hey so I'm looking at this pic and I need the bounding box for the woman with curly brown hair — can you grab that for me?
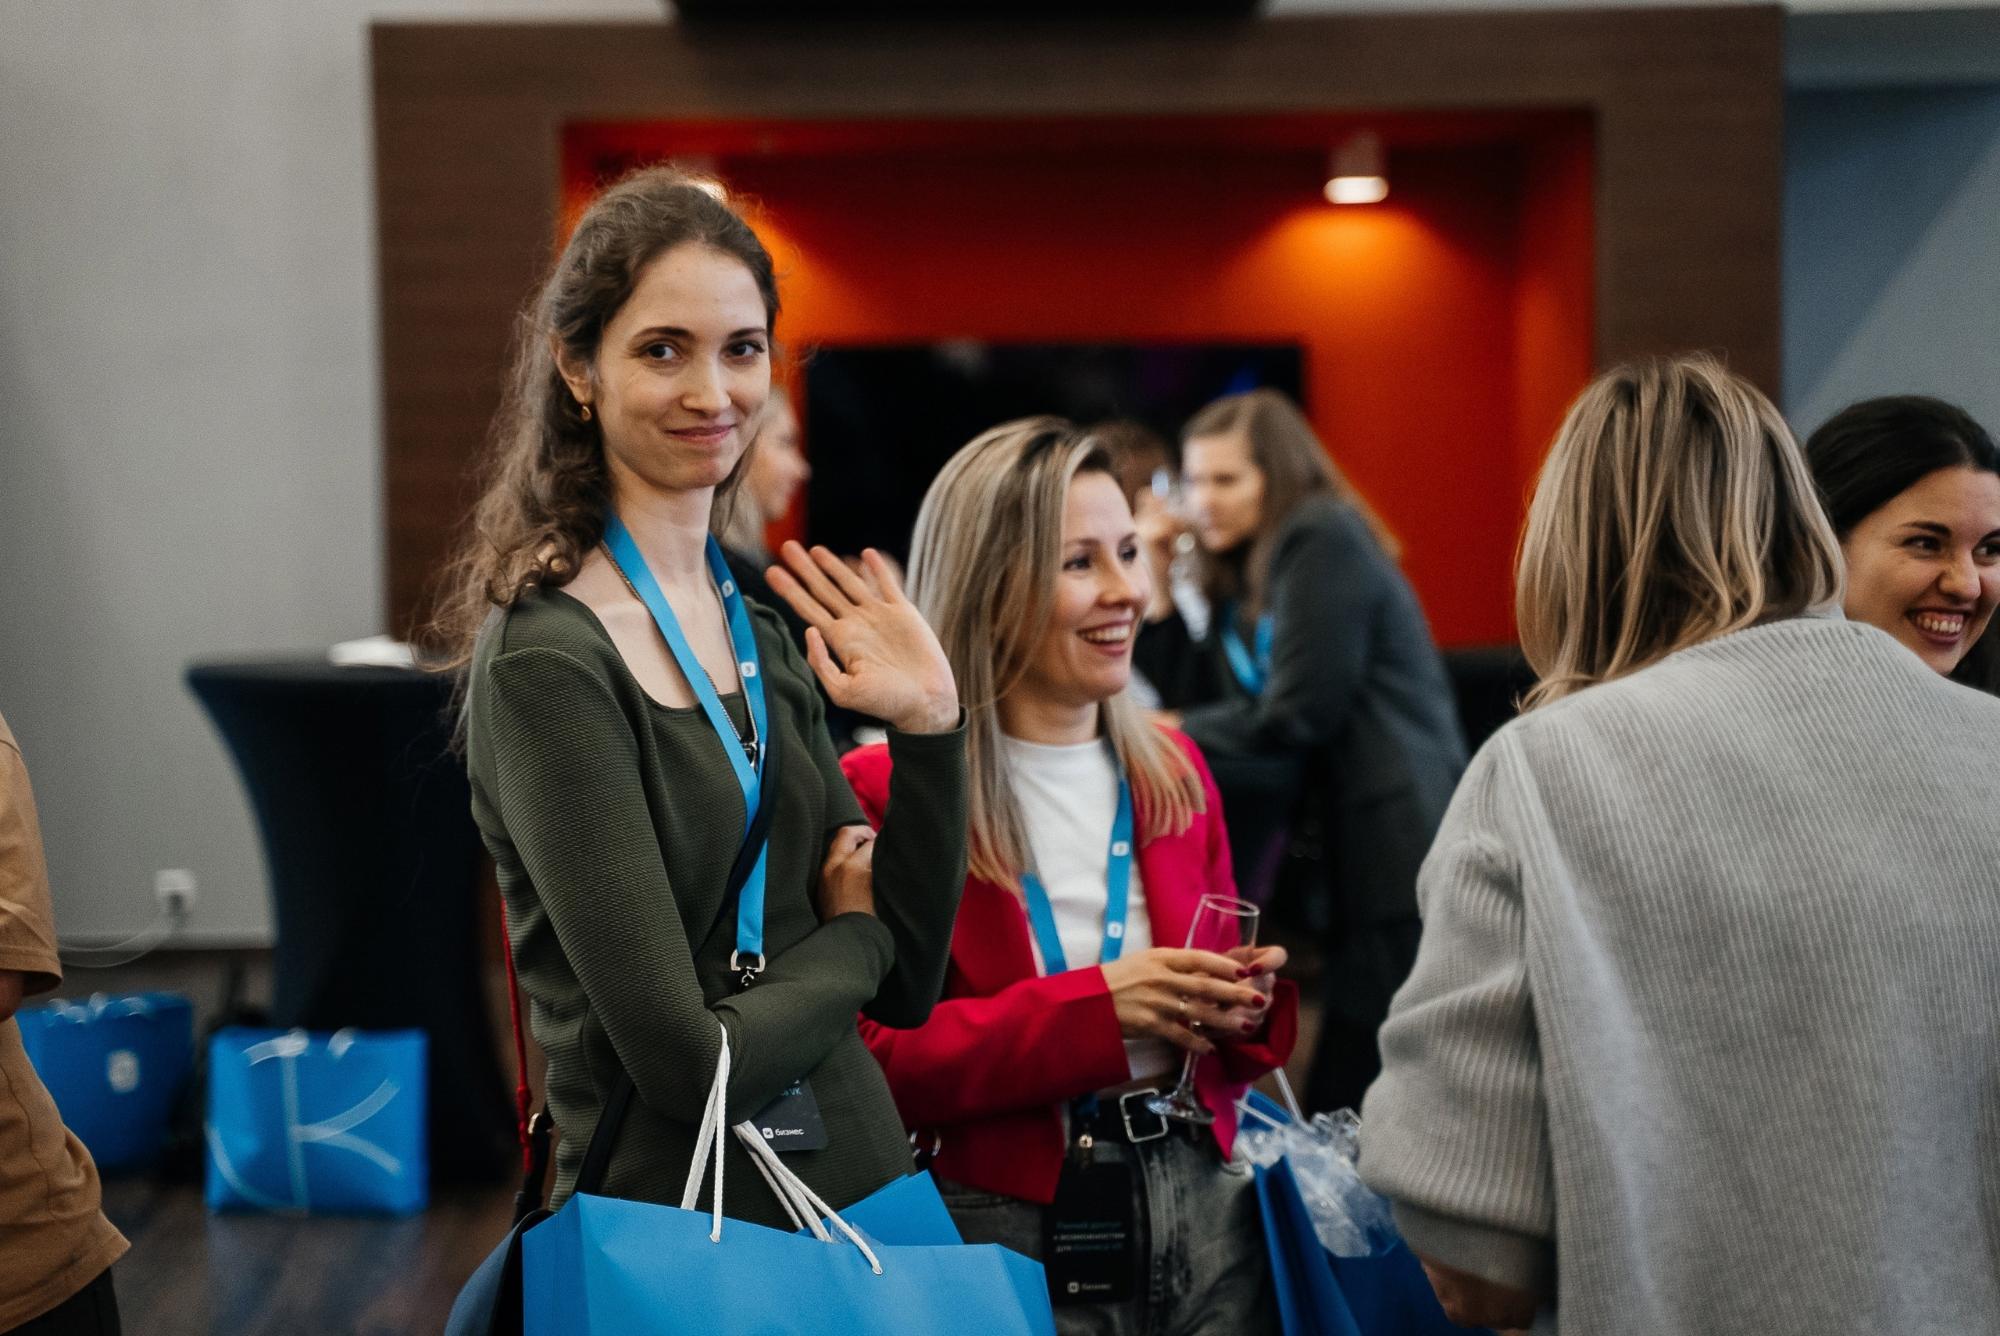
[430,168,968,1224]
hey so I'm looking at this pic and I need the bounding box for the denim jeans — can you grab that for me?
[938,1133,1276,1336]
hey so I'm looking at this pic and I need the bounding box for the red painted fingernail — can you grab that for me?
[1236,966,1253,978]
[1241,1021,1258,1034]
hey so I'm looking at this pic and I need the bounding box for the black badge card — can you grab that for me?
[750,1079,827,1153]
[1043,1160,1137,1304]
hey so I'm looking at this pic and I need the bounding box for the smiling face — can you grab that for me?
[1841,464,2000,674]
[1013,471,1152,714]
[558,242,772,500]
[1182,431,1267,554]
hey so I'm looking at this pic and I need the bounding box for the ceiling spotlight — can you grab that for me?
[1325,132,1388,205]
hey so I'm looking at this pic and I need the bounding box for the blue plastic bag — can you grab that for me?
[204,1026,428,1215]
[17,991,194,1172]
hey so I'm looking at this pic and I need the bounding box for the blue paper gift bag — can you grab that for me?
[17,992,194,1172]
[204,1026,428,1215]
[523,1183,1055,1336]
[1247,1093,1488,1336]
[522,1023,1054,1336]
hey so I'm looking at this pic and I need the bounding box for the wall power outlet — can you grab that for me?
[155,868,197,920]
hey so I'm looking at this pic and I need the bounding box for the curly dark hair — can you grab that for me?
[427,167,780,668]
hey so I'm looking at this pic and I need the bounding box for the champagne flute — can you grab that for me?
[1147,893,1260,1125]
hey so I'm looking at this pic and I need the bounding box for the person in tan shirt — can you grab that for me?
[0,712,127,1335]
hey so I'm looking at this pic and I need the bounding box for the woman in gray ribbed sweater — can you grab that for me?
[1359,356,2000,1333]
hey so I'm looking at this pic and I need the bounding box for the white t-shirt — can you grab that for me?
[1002,735,1178,1083]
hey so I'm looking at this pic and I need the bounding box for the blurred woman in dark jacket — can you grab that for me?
[1133,388,1464,1115]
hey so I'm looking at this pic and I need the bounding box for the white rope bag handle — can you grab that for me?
[679,1026,884,1275]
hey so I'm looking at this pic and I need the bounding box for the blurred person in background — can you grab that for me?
[0,711,126,1336]
[1805,395,2000,694]
[1133,387,1464,1117]
[1090,418,1180,709]
[715,388,866,749]
[847,419,1296,1335]
[717,385,810,565]
[1361,355,2000,1334]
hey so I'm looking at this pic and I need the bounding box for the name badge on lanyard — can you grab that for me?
[1020,763,1143,1301]
[602,513,772,987]
[1017,773,1135,978]
[1219,602,1274,697]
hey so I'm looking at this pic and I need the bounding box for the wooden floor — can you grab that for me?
[101,1176,514,1336]
[65,944,1327,1333]
[55,949,521,1336]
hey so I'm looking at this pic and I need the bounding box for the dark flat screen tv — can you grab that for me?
[801,341,1304,560]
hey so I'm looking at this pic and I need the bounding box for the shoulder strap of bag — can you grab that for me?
[501,726,785,1214]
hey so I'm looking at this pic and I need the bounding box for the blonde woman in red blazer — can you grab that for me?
[843,418,1297,1335]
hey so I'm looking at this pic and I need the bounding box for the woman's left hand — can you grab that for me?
[1217,944,1287,1036]
[767,542,960,734]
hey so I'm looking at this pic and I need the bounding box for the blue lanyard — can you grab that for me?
[1017,777,1135,976]
[1219,603,1274,697]
[602,514,772,982]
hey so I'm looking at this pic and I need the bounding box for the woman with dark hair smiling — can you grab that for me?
[431,168,968,1225]
[1805,395,2000,692]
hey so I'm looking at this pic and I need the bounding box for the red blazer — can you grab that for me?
[844,729,1299,1205]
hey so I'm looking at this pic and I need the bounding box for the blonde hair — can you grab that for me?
[714,386,791,554]
[1516,354,1843,709]
[1182,388,1400,615]
[908,417,1203,886]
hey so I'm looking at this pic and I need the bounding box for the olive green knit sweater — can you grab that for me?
[467,587,967,1225]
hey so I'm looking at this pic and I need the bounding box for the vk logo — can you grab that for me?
[205,1028,422,1214]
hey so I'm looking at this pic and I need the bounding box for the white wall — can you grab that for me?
[0,1,654,946]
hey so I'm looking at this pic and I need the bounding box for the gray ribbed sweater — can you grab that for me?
[1359,615,2000,1335]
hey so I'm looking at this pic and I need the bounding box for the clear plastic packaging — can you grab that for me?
[1234,1074,1397,1257]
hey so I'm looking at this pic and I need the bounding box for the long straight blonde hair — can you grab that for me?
[1517,354,1844,709]
[908,417,1203,886]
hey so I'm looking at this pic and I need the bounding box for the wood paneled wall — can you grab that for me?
[373,9,1784,631]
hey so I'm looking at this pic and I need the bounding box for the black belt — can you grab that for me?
[1077,1088,1202,1146]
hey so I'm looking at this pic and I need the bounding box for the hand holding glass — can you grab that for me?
[1147,894,1261,1125]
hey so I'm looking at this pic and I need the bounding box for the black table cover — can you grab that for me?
[187,657,512,1182]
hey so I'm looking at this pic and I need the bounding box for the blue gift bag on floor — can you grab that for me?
[204,1026,427,1215]
[1245,1093,1488,1336]
[523,1028,1055,1336]
[18,992,194,1172]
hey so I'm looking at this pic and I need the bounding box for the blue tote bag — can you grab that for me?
[204,1026,428,1215]
[1245,1093,1486,1336]
[17,991,194,1172]
[522,1026,1056,1336]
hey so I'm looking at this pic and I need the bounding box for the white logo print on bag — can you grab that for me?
[204,1028,405,1212]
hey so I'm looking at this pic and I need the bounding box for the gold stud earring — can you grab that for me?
[580,403,593,422]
